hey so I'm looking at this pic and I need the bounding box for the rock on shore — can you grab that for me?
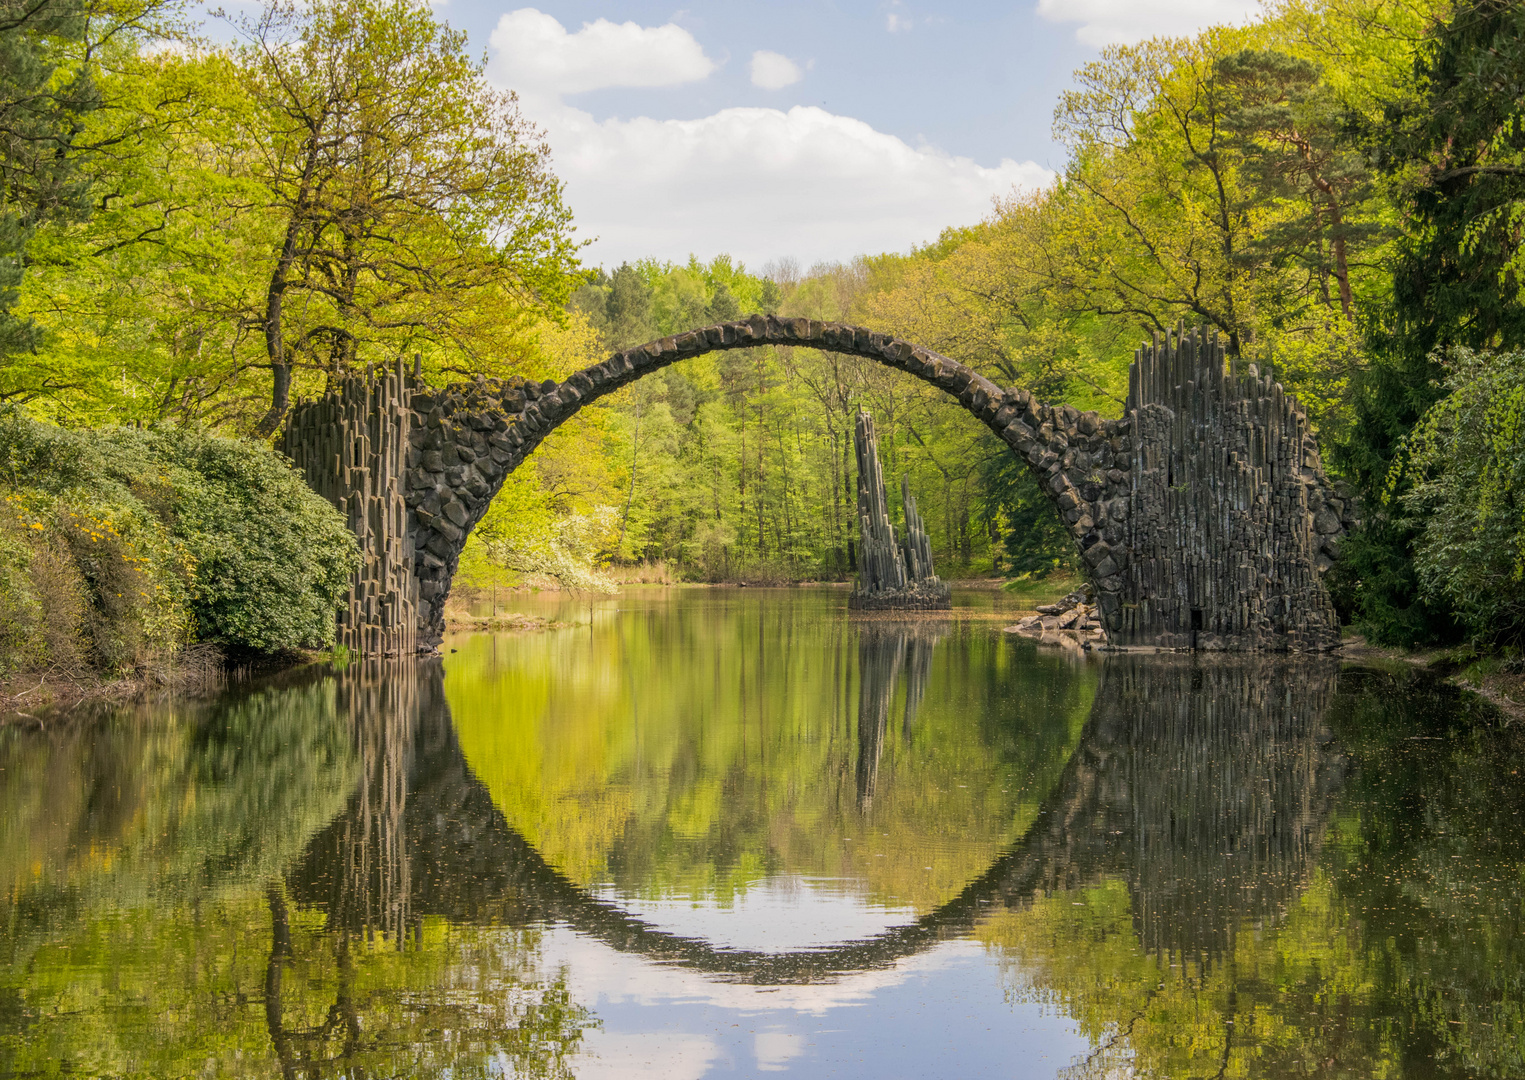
[1006,587,1107,648]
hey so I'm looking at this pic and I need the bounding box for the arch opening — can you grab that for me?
[401,316,1120,647]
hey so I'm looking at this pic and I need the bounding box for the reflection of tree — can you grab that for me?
[0,675,356,931]
[273,659,593,1079]
[0,664,591,1080]
[982,661,1525,1080]
[447,603,1095,912]
[856,621,947,809]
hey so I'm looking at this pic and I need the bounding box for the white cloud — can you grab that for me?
[886,12,911,32]
[530,102,1050,267]
[487,13,1051,269]
[1035,0,1265,46]
[749,50,803,90]
[489,7,716,96]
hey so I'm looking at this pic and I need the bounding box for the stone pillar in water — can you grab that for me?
[849,409,951,610]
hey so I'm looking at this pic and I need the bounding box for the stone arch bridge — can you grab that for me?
[281,315,1353,654]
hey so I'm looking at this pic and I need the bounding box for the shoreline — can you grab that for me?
[1335,634,1525,723]
[0,645,228,723]
[12,596,1517,728]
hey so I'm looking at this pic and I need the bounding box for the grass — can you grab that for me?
[1000,569,1085,607]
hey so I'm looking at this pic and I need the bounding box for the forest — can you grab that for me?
[2,0,1524,678]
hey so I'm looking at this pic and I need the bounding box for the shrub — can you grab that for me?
[1399,348,1525,646]
[0,490,168,678]
[97,428,360,653]
[0,511,86,677]
[0,408,359,677]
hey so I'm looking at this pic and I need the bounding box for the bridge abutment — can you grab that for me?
[1110,328,1351,650]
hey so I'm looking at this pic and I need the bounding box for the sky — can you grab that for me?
[398,2,1268,269]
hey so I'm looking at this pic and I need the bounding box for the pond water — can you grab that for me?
[3,588,1523,1079]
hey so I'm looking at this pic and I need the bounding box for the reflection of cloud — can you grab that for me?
[484,10,1051,266]
[576,1031,718,1080]
[540,927,1092,1075]
[755,1030,806,1071]
[589,876,918,953]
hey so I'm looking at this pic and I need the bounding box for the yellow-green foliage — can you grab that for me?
[0,407,359,677]
[0,478,196,679]
[0,673,593,1078]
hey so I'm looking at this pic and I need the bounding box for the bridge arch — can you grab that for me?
[401,315,1121,646]
[282,315,1350,653]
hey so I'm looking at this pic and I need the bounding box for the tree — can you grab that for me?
[1049,33,1268,357]
[1400,348,1525,645]
[0,0,98,369]
[1217,48,1379,322]
[229,0,580,436]
[1376,0,1525,367]
[603,261,653,348]
[1335,0,1525,644]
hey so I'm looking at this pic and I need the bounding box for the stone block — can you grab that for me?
[442,498,469,527]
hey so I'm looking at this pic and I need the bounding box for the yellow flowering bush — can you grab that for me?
[0,407,357,678]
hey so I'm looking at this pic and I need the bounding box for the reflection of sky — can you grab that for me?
[586,876,919,952]
[536,925,1091,1079]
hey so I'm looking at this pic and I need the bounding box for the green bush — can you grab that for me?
[96,428,361,654]
[0,409,359,676]
[1399,348,1525,646]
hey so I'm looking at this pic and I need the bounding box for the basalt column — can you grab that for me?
[849,409,951,611]
[280,364,420,656]
[1110,328,1353,651]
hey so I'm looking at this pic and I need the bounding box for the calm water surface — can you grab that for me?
[2,588,1522,1078]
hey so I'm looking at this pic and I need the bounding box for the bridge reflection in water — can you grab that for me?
[287,649,1344,984]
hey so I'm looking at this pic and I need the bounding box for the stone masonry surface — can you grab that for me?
[282,315,1353,652]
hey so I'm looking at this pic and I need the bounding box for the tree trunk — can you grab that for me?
[252,135,323,439]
